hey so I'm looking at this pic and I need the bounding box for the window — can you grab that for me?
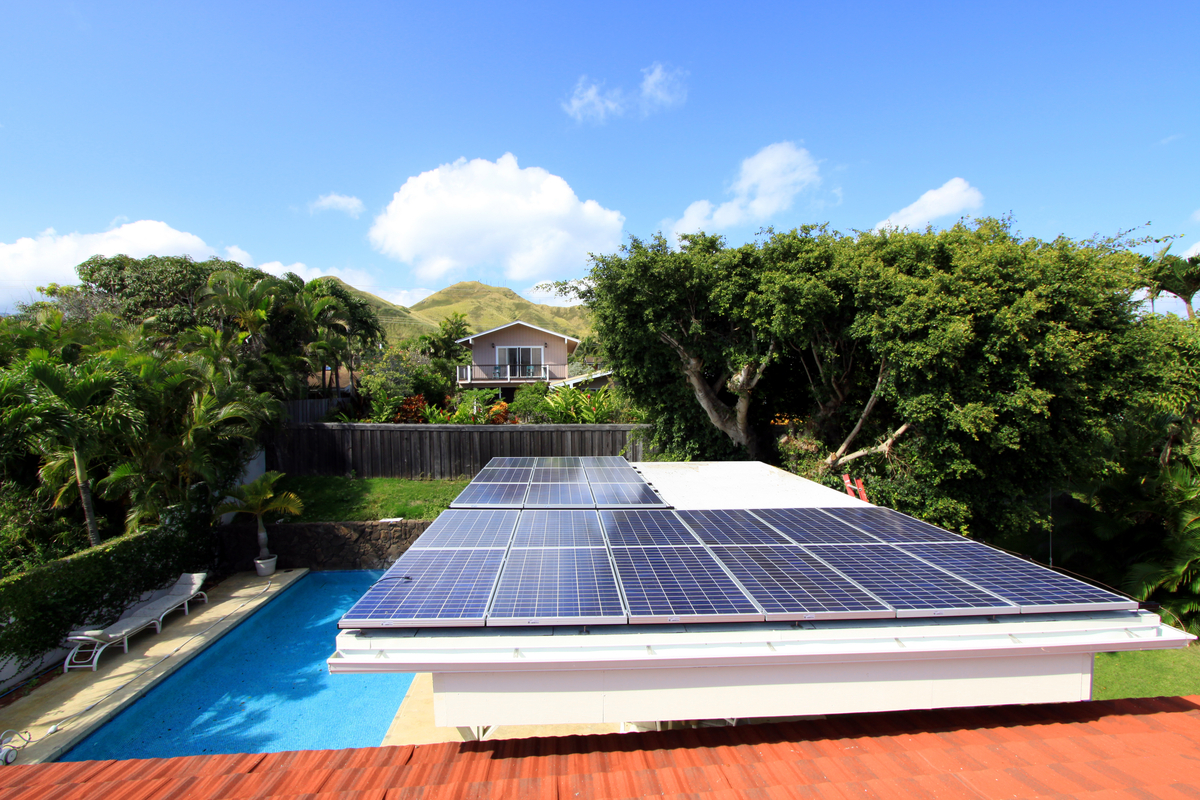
[496,346,543,378]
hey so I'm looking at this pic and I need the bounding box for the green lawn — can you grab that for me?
[1092,645,1200,700]
[277,475,469,522]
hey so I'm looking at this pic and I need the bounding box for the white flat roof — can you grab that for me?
[636,461,867,510]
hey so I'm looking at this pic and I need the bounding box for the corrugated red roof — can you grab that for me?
[5,695,1200,799]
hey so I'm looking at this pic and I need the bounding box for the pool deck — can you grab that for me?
[2,568,308,765]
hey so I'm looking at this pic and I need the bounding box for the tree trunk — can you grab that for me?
[74,450,102,547]
[256,516,270,559]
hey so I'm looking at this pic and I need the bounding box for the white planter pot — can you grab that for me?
[255,555,278,577]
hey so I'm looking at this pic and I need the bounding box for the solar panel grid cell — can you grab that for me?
[537,457,583,468]
[585,467,644,483]
[710,545,894,620]
[752,508,882,544]
[611,546,762,622]
[899,542,1137,612]
[474,468,533,483]
[406,509,519,551]
[523,483,596,508]
[591,483,666,508]
[513,510,605,548]
[488,548,626,624]
[579,456,631,467]
[824,507,965,543]
[340,549,505,627]
[600,510,700,546]
[449,482,529,508]
[677,509,793,545]
[806,544,1018,617]
[486,457,538,468]
[532,467,587,483]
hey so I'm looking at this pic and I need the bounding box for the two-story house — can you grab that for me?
[455,321,579,400]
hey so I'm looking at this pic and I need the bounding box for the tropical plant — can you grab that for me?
[213,471,304,560]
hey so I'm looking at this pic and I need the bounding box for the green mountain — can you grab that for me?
[410,281,593,339]
[324,278,438,342]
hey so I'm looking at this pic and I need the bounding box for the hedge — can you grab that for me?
[0,521,214,677]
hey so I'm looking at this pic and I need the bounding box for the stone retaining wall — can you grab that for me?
[215,519,433,573]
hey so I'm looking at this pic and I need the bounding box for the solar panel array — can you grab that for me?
[341,464,1137,629]
[449,456,667,510]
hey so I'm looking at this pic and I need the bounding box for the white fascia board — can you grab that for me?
[455,321,581,345]
[328,610,1194,674]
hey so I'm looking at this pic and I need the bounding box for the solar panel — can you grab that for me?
[611,546,762,623]
[523,483,596,508]
[710,545,894,620]
[513,510,606,547]
[591,482,666,508]
[823,507,965,543]
[536,456,583,467]
[580,456,631,467]
[450,482,528,509]
[474,467,533,483]
[485,457,538,468]
[585,467,644,483]
[600,509,699,546]
[532,467,587,483]
[899,542,1138,613]
[488,548,626,625]
[406,509,519,550]
[751,508,883,544]
[339,549,505,628]
[806,544,1017,617]
[677,509,794,545]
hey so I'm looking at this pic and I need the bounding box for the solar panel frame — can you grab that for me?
[600,509,701,546]
[485,457,538,468]
[523,482,596,509]
[677,509,795,546]
[710,545,895,621]
[805,544,1018,617]
[585,466,644,483]
[751,508,885,545]
[449,482,529,509]
[531,467,587,483]
[580,456,632,467]
[473,467,534,483]
[487,547,628,626]
[512,510,606,548]
[405,509,520,551]
[591,482,667,508]
[822,507,966,543]
[898,541,1138,613]
[339,548,506,628]
[536,456,584,467]
[610,546,763,623]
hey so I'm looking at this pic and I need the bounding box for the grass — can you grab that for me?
[1092,645,1200,700]
[277,475,469,522]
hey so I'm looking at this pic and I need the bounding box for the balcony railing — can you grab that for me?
[457,364,561,383]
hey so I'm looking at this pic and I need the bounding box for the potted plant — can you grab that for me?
[214,471,304,576]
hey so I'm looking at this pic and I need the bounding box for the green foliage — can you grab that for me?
[417,312,471,362]
[0,480,87,578]
[543,385,629,424]
[0,517,213,676]
[277,475,468,521]
[213,471,303,558]
[511,382,552,422]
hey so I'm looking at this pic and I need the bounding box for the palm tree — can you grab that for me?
[1147,251,1200,321]
[213,471,303,560]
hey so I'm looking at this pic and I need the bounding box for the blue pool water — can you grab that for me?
[61,571,414,760]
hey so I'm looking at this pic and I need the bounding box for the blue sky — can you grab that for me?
[2,2,1198,314]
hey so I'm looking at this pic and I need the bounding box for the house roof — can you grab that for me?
[8,694,1200,798]
[549,370,613,390]
[455,320,581,346]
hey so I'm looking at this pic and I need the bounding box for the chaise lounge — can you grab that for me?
[63,573,208,672]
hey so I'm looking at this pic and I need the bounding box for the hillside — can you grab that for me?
[410,281,593,339]
[324,278,438,342]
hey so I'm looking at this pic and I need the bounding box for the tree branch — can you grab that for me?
[825,360,889,467]
[833,422,911,468]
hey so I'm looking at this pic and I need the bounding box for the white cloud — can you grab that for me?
[521,283,583,307]
[639,62,687,113]
[1182,240,1200,258]
[1159,134,1184,146]
[667,142,821,242]
[0,220,215,312]
[309,192,365,218]
[562,78,625,123]
[368,153,625,282]
[1190,209,1200,224]
[380,288,435,308]
[875,177,984,231]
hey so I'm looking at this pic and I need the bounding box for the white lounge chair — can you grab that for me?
[63,572,208,672]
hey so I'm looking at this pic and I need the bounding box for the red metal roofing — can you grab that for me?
[5,695,1200,799]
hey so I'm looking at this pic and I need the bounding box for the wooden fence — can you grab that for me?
[268,423,650,479]
[281,398,349,424]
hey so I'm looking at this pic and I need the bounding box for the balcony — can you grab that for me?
[457,363,562,383]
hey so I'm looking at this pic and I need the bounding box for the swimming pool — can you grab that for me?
[61,571,414,760]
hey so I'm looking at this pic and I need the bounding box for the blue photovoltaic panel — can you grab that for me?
[752,508,883,545]
[450,482,528,508]
[536,456,583,468]
[824,507,965,543]
[711,545,893,620]
[339,549,505,627]
[532,467,587,483]
[677,509,794,546]
[406,509,518,551]
[580,456,631,468]
[899,542,1138,613]
[806,544,1016,617]
[488,548,626,625]
[600,509,699,546]
[474,468,533,483]
[611,546,761,622]
[513,510,605,548]
[486,457,538,468]
[585,467,644,483]
[524,483,596,508]
[591,482,665,508]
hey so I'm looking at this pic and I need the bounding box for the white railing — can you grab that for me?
[457,364,555,383]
